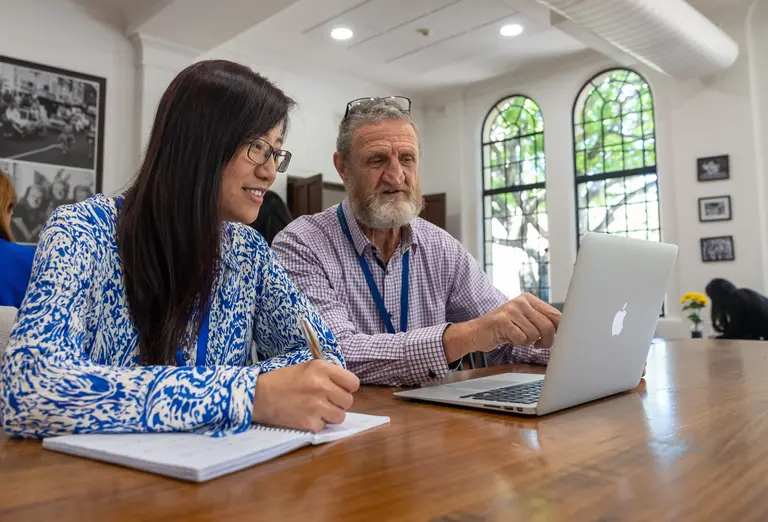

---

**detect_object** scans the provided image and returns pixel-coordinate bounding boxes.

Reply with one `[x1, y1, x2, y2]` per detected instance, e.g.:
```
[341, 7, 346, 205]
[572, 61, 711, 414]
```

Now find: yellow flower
[679, 292, 709, 306]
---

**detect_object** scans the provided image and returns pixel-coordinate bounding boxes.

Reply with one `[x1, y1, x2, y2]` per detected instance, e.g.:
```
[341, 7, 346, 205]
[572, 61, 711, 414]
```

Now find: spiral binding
[251, 424, 306, 435]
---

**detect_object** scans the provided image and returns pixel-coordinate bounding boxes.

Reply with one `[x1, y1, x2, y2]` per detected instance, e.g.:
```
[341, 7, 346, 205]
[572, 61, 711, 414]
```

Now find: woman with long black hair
[706, 278, 768, 340]
[1, 60, 359, 438]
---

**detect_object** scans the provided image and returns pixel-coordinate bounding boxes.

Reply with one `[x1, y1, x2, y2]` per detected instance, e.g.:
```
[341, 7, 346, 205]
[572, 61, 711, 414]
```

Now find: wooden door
[419, 193, 447, 230]
[286, 174, 323, 218]
[322, 182, 346, 210]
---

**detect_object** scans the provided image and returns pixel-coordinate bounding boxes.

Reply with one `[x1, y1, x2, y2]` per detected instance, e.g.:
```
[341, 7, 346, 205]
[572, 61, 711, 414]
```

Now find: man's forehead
[352, 121, 418, 150]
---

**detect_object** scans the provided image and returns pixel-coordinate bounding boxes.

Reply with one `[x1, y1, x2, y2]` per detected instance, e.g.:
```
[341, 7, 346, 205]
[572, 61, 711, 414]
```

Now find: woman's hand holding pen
[251, 360, 359, 432]
[251, 319, 360, 433]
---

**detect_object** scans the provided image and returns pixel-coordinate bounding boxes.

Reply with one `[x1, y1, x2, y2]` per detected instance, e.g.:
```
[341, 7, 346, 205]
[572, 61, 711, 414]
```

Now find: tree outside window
[573, 69, 660, 244]
[482, 95, 549, 301]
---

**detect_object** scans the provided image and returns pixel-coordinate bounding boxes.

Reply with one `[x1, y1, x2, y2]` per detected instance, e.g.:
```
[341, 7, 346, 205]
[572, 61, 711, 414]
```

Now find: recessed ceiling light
[330, 27, 354, 41]
[500, 24, 524, 37]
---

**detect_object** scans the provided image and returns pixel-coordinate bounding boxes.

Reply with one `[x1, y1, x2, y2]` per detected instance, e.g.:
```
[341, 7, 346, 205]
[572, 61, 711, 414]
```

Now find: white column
[747, 0, 768, 291]
[131, 34, 201, 163]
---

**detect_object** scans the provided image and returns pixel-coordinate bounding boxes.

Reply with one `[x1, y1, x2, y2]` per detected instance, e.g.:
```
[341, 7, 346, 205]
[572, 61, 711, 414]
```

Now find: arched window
[573, 69, 660, 244]
[482, 95, 549, 301]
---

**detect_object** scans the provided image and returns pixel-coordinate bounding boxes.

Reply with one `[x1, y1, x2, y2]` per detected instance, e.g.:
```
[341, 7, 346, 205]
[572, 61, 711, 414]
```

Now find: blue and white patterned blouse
[0, 194, 344, 439]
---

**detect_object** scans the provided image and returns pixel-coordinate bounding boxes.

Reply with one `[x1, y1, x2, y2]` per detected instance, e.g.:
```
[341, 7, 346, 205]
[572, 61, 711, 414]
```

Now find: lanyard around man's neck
[336, 204, 409, 334]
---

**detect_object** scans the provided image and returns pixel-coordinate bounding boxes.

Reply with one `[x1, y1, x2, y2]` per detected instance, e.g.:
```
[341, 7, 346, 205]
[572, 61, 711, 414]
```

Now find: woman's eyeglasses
[247, 139, 292, 173]
[344, 96, 411, 119]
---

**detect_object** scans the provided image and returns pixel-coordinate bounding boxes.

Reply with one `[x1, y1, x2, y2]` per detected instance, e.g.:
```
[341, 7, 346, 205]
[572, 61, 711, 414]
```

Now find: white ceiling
[225, 0, 587, 93]
[62, 0, 746, 93]
[65, 0, 163, 28]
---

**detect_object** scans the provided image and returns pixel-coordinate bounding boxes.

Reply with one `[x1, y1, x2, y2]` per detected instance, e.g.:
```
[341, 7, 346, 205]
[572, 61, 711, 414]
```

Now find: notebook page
[43, 414, 390, 481]
[310, 413, 390, 445]
[43, 427, 312, 481]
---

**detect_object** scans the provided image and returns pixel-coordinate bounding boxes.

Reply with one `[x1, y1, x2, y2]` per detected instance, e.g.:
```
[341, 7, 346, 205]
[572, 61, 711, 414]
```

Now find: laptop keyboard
[459, 379, 543, 404]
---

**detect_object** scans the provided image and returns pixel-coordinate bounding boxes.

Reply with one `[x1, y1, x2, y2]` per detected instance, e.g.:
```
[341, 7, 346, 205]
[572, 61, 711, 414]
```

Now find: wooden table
[2, 339, 768, 521]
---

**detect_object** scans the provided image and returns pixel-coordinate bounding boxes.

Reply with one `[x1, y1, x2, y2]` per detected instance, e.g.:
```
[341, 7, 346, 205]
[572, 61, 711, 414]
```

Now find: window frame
[571, 67, 660, 248]
[480, 94, 549, 301]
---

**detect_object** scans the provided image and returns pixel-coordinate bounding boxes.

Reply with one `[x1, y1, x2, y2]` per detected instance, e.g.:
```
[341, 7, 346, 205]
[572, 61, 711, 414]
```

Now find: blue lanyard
[336, 204, 409, 334]
[115, 196, 210, 366]
[175, 294, 211, 367]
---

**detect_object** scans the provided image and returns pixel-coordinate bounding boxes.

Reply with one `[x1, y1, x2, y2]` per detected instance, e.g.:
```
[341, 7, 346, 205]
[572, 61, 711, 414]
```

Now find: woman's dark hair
[706, 278, 737, 334]
[117, 60, 295, 365]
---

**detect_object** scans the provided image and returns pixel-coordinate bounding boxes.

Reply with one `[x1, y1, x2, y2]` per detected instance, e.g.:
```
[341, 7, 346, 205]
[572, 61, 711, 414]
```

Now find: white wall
[659, 5, 766, 311]
[419, 6, 766, 338]
[0, 0, 138, 196]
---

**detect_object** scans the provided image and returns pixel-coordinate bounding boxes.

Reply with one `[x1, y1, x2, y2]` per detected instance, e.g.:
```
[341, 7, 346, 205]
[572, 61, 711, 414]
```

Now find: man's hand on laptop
[482, 293, 561, 349]
[443, 293, 561, 362]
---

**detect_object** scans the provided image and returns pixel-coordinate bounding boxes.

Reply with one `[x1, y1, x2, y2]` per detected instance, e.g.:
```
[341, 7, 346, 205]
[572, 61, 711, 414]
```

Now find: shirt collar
[340, 198, 418, 256]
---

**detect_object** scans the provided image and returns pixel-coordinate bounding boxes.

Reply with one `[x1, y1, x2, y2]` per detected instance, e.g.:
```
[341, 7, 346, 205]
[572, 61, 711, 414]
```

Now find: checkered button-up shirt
[271, 199, 550, 386]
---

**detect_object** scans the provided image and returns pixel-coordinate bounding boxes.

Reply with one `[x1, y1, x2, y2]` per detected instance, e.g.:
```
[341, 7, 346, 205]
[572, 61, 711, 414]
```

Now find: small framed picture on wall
[697, 155, 730, 182]
[701, 235, 735, 263]
[698, 195, 732, 222]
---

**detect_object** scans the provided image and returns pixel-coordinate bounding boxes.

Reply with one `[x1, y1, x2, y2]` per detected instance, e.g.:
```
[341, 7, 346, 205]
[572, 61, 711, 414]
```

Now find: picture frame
[0, 55, 106, 244]
[698, 195, 732, 222]
[700, 235, 735, 263]
[697, 154, 729, 182]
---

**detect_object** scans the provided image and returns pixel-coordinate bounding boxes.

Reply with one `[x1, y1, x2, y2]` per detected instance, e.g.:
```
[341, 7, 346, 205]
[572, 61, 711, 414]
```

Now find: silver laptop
[394, 232, 678, 416]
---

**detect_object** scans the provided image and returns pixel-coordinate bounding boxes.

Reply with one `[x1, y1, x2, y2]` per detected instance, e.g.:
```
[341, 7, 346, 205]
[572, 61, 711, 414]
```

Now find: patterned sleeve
[444, 237, 550, 367]
[251, 244, 345, 372]
[0, 209, 259, 439]
[272, 229, 449, 387]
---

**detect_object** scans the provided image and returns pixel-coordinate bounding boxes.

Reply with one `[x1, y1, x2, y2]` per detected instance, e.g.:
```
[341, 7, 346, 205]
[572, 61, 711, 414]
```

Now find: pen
[302, 318, 325, 360]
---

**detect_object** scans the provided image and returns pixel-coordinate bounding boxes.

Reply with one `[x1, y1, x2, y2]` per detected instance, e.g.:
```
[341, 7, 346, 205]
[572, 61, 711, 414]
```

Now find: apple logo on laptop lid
[612, 303, 628, 336]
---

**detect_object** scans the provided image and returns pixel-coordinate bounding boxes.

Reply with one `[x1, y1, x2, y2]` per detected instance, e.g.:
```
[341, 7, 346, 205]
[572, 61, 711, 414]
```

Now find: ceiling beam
[126, 0, 302, 54]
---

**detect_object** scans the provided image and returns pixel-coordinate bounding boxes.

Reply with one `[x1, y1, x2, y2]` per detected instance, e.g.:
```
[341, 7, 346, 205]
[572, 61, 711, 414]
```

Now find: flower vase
[691, 322, 703, 339]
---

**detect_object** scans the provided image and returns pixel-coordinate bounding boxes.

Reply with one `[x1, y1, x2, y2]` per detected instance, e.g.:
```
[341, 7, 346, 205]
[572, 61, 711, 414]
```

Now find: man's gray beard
[351, 191, 424, 229]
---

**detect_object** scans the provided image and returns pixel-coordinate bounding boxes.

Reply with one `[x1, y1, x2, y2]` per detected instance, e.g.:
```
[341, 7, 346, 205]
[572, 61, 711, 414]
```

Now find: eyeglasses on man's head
[343, 96, 411, 119]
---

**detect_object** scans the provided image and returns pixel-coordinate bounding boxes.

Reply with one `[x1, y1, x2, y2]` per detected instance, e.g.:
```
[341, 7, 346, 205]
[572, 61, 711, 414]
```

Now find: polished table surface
[2, 339, 768, 521]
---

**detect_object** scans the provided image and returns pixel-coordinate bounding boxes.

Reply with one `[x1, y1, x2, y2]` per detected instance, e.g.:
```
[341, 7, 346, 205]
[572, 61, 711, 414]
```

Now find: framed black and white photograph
[0, 55, 105, 243]
[697, 154, 730, 182]
[698, 195, 732, 222]
[701, 235, 735, 263]
[5, 161, 95, 243]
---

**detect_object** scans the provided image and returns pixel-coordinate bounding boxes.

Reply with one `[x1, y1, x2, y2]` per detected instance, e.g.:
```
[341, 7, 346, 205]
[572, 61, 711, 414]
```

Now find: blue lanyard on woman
[115, 196, 210, 366]
[336, 204, 409, 334]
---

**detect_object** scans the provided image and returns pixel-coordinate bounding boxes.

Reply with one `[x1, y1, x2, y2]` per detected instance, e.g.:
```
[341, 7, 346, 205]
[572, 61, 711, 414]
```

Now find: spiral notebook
[42, 413, 390, 482]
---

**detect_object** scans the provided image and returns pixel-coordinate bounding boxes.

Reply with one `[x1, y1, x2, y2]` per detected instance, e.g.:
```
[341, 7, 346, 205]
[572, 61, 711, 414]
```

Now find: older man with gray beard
[271, 97, 561, 386]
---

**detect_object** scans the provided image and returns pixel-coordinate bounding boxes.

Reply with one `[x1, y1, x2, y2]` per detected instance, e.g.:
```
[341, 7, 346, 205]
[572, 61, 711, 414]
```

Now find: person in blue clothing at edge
[0, 170, 36, 308]
[0, 60, 359, 439]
